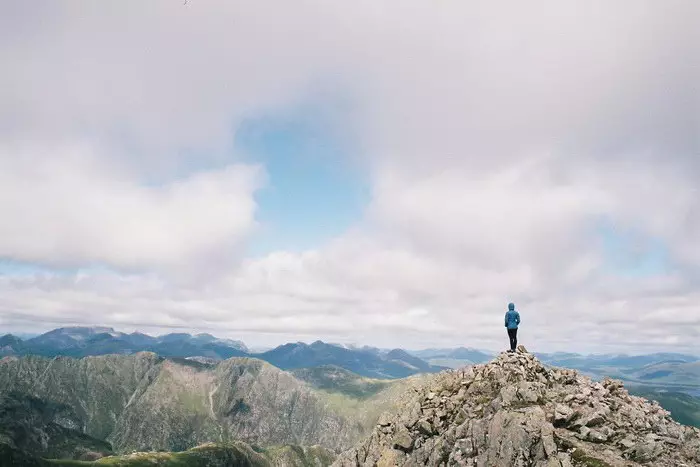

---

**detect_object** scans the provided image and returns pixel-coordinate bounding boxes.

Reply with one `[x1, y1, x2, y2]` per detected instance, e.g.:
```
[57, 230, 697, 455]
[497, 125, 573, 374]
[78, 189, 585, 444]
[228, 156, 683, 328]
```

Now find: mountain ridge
[334, 347, 700, 466]
[0, 351, 424, 456]
[0, 328, 446, 379]
[1, 347, 699, 466]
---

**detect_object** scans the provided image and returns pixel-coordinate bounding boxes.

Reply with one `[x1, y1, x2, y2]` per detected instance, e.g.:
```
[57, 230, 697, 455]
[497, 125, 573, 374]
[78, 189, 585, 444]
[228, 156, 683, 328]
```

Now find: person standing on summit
[504, 302, 520, 352]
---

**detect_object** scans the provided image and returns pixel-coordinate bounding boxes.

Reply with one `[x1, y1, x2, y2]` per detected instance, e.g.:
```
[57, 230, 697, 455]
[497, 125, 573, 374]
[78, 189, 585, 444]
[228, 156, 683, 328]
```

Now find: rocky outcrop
[334, 346, 700, 466]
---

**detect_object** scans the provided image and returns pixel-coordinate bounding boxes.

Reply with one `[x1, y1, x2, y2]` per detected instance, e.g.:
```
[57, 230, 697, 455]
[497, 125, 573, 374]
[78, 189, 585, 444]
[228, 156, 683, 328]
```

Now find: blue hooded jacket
[505, 302, 520, 329]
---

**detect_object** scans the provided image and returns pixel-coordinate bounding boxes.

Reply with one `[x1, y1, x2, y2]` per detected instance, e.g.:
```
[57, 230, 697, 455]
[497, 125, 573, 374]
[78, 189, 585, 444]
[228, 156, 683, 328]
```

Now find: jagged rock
[393, 427, 413, 451]
[618, 437, 636, 449]
[587, 429, 608, 443]
[418, 420, 434, 436]
[578, 426, 591, 440]
[553, 404, 574, 427]
[628, 441, 662, 462]
[334, 349, 700, 467]
[377, 412, 392, 427]
[580, 410, 607, 427]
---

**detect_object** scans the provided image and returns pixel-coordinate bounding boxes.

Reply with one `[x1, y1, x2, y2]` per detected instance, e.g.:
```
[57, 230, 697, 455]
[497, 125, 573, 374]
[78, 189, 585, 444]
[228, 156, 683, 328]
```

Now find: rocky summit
[334, 346, 700, 467]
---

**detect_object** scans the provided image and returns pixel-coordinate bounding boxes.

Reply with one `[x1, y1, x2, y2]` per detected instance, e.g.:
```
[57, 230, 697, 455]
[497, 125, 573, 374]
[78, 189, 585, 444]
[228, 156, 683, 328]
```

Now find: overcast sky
[1, 0, 698, 354]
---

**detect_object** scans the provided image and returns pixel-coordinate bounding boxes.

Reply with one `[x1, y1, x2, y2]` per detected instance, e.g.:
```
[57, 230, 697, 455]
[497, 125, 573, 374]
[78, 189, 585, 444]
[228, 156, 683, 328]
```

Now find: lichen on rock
[333, 349, 700, 467]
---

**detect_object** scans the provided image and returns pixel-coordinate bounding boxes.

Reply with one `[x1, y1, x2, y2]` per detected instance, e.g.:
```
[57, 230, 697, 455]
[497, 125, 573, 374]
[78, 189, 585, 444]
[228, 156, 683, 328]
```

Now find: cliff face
[334, 347, 700, 467]
[109, 357, 364, 452]
[0, 353, 392, 454]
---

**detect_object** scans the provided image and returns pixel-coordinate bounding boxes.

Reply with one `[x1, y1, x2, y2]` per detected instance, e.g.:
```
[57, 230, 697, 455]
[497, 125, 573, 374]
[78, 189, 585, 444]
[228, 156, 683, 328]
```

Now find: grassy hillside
[291, 365, 391, 399]
[0, 392, 112, 460]
[44, 442, 335, 467]
[628, 386, 700, 428]
[0, 354, 426, 457]
[0, 441, 335, 467]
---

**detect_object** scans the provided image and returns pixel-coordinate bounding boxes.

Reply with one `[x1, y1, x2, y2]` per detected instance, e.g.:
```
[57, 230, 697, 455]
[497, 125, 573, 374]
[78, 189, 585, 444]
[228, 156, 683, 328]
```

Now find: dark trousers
[507, 328, 518, 351]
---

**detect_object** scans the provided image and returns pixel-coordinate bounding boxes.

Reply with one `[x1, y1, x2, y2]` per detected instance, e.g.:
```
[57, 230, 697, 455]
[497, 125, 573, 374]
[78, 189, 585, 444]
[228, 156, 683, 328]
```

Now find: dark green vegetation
[0, 392, 112, 460]
[292, 366, 390, 399]
[0, 352, 427, 466]
[628, 386, 700, 428]
[408, 347, 494, 368]
[0, 441, 334, 467]
[42, 442, 335, 467]
[2, 329, 698, 466]
[1, 328, 444, 379]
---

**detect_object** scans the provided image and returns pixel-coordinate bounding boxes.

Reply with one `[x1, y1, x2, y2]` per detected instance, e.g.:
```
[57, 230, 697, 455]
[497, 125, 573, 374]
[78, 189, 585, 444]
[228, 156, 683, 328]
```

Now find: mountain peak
[334, 347, 700, 466]
[0, 334, 22, 345]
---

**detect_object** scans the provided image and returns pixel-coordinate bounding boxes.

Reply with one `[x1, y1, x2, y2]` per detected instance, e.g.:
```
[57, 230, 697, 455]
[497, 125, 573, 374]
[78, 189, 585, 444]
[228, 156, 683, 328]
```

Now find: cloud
[0, 143, 263, 276]
[0, 0, 698, 352]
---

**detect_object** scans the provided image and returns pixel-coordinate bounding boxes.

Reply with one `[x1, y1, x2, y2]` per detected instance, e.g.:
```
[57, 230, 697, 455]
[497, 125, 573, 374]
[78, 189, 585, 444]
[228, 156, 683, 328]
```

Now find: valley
[1, 327, 699, 466]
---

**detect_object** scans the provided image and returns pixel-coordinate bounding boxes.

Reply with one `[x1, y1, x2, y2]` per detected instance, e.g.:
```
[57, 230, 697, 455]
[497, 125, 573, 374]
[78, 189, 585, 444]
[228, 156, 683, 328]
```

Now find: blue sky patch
[597, 219, 669, 277]
[236, 107, 369, 256]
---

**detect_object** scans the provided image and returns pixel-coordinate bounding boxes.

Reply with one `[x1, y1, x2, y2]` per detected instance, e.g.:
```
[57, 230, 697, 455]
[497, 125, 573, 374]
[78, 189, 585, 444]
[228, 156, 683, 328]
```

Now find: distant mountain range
[0, 326, 248, 358]
[2, 326, 698, 388]
[533, 351, 700, 391]
[0, 327, 446, 379]
[1, 332, 699, 466]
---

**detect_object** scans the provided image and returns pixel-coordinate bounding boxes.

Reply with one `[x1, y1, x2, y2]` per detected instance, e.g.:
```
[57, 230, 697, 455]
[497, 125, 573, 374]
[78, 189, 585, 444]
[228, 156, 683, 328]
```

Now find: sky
[0, 0, 698, 354]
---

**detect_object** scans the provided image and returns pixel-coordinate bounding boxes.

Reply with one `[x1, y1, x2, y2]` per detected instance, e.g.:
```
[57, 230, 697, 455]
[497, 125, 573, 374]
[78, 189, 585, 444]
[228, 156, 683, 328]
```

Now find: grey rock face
[334, 349, 700, 467]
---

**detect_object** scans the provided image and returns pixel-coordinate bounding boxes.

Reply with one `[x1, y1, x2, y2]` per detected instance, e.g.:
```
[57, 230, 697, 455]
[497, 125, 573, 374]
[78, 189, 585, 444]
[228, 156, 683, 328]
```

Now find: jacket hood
[508, 303, 515, 311]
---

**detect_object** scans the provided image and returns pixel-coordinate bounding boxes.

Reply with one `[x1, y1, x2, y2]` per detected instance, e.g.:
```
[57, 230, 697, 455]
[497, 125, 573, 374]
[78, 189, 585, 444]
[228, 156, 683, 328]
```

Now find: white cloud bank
[0, 0, 698, 353]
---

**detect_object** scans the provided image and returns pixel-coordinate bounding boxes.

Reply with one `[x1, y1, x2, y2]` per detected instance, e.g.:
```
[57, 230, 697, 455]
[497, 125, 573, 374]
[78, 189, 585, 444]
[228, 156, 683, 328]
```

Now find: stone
[500, 386, 518, 406]
[418, 420, 433, 436]
[454, 438, 473, 457]
[454, 408, 468, 425]
[393, 427, 414, 451]
[577, 426, 591, 440]
[629, 441, 660, 462]
[518, 385, 540, 404]
[377, 412, 392, 427]
[540, 423, 557, 457]
[331, 349, 700, 467]
[618, 437, 636, 449]
[581, 411, 606, 427]
[553, 404, 574, 427]
[376, 448, 401, 467]
[588, 429, 608, 443]
[661, 436, 682, 446]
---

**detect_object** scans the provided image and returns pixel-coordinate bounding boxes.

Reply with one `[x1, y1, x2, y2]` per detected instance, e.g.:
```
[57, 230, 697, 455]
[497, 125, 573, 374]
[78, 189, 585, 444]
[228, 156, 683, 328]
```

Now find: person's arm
[516, 312, 521, 325]
[504, 312, 508, 327]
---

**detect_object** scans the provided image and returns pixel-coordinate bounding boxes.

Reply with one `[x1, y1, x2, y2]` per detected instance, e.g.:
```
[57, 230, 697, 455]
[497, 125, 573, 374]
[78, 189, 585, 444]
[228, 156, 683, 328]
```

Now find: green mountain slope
[0, 392, 112, 460]
[0, 353, 420, 457]
[628, 386, 700, 428]
[0, 441, 334, 467]
[44, 442, 335, 467]
[291, 366, 391, 399]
